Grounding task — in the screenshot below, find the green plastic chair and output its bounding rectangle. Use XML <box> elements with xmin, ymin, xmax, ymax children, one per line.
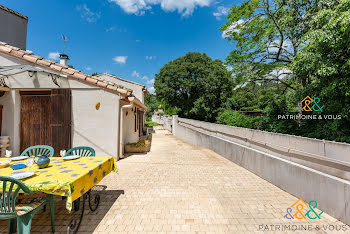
<box><xmin>0</xmin><ymin>176</ymin><xmax>55</xmax><ymax>234</ymax></box>
<box><xmin>64</xmin><ymin>146</ymin><xmax>95</xmax><ymax>211</ymax></box>
<box><xmin>21</xmin><ymin>145</ymin><xmax>54</xmax><ymax>157</ymax></box>
<box><xmin>64</xmin><ymin>146</ymin><xmax>95</xmax><ymax>157</ymax></box>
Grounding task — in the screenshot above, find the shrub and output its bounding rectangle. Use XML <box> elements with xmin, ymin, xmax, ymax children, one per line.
<box><xmin>216</xmin><ymin>110</ymin><xmax>253</xmax><ymax>128</ymax></box>
<box><xmin>146</xmin><ymin>120</ymin><xmax>158</xmax><ymax>127</ymax></box>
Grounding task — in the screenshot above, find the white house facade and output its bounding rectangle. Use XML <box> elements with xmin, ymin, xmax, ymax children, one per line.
<box><xmin>0</xmin><ymin>42</ymin><xmax>146</xmax><ymax>160</ymax></box>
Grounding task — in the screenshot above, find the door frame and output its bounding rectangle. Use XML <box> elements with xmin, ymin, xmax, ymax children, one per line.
<box><xmin>20</xmin><ymin>91</ymin><xmax>52</xmax><ymax>153</ymax></box>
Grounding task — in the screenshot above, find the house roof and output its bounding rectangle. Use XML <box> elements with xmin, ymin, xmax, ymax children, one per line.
<box><xmin>97</xmin><ymin>73</ymin><xmax>148</xmax><ymax>93</ymax></box>
<box><xmin>0</xmin><ymin>41</ymin><xmax>133</xmax><ymax>96</ymax></box>
<box><xmin>0</xmin><ymin>4</ymin><xmax>28</xmax><ymax>20</ymax></box>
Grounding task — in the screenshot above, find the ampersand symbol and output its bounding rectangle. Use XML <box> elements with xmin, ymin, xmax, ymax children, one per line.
<box><xmin>303</xmin><ymin>99</ymin><xmax>313</xmax><ymax>111</ymax></box>
<box><xmin>296</xmin><ymin>102</ymin><xmax>303</xmax><ymax>112</ymax></box>
<box><xmin>284</xmin><ymin>207</ymin><xmax>294</xmax><ymax>219</ymax></box>
<box><xmin>305</xmin><ymin>200</ymin><xmax>323</xmax><ymax>219</ymax></box>
<box><xmin>311</xmin><ymin>97</ymin><xmax>324</xmax><ymax>112</ymax></box>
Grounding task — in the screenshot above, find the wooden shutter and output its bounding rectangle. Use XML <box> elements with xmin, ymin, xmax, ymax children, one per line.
<box><xmin>20</xmin><ymin>92</ymin><xmax>52</xmax><ymax>153</ymax></box>
<box><xmin>0</xmin><ymin>105</ymin><xmax>2</xmax><ymax>134</ymax></box>
<box><xmin>50</xmin><ymin>89</ymin><xmax>72</xmax><ymax>156</ymax></box>
<box><xmin>138</xmin><ymin>110</ymin><xmax>143</xmax><ymax>137</ymax></box>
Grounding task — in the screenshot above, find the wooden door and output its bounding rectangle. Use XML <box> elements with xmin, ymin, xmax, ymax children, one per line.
<box><xmin>138</xmin><ymin>110</ymin><xmax>143</xmax><ymax>137</ymax></box>
<box><xmin>20</xmin><ymin>91</ymin><xmax>52</xmax><ymax>153</ymax></box>
<box><xmin>50</xmin><ymin>89</ymin><xmax>71</xmax><ymax>155</ymax></box>
<box><xmin>20</xmin><ymin>89</ymin><xmax>72</xmax><ymax>156</ymax></box>
<box><xmin>0</xmin><ymin>105</ymin><xmax>3</xmax><ymax>134</ymax></box>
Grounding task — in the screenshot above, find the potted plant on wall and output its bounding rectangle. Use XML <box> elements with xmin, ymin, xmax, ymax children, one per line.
<box><xmin>125</xmin><ymin>139</ymin><xmax>151</xmax><ymax>153</ymax></box>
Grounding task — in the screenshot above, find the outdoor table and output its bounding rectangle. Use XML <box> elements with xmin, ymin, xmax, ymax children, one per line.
<box><xmin>0</xmin><ymin>156</ymin><xmax>117</xmax><ymax>233</ymax></box>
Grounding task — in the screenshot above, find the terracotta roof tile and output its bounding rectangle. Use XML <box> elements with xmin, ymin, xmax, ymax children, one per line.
<box><xmin>30</xmin><ymin>55</ymin><xmax>43</xmax><ymax>60</ymax></box>
<box><xmin>85</xmin><ymin>77</ymin><xmax>98</xmax><ymax>85</ymax></box>
<box><xmin>67</xmin><ymin>67</ymin><xmax>79</xmax><ymax>73</ymax></box>
<box><xmin>37</xmin><ymin>59</ymin><xmax>53</xmax><ymax>67</ymax></box>
<box><xmin>0</xmin><ymin>41</ymin><xmax>132</xmax><ymax>96</ymax></box>
<box><xmin>0</xmin><ymin>45</ymin><xmax>12</xmax><ymax>53</ymax></box>
<box><xmin>72</xmin><ymin>72</ymin><xmax>87</xmax><ymax>80</ymax></box>
<box><xmin>98</xmin><ymin>73</ymin><xmax>146</xmax><ymax>88</ymax></box>
<box><xmin>107</xmin><ymin>85</ymin><xmax>118</xmax><ymax>91</ymax></box>
<box><xmin>23</xmin><ymin>50</ymin><xmax>33</xmax><ymax>55</ymax></box>
<box><xmin>61</xmin><ymin>68</ymin><xmax>75</xmax><ymax>75</ymax></box>
<box><xmin>49</xmin><ymin>63</ymin><xmax>63</xmax><ymax>72</ymax></box>
<box><xmin>6</xmin><ymin>45</ymin><xmax>21</xmax><ymax>51</ymax></box>
<box><xmin>23</xmin><ymin>54</ymin><xmax>39</xmax><ymax>63</ymax></box>
<box><xmin>10</xmin><ymin>49</ymin><xmax>25</xmax><ymax>57</ymax></box>
<box><xmin>97</xmin><ymin>81</ymin><xmax>108</xmax><ymax>88</ymax></box>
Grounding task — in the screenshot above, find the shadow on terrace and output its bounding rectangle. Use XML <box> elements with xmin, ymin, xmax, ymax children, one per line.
<box><xmin>0</xmin><ymin>189</ymin><xmax>124</xmax><ymax>234</ymax></box>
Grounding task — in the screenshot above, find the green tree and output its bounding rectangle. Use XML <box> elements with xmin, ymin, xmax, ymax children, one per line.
<box><xmin>144</xmin><ymin>94</ymin><xmax>159</xmax><ymax>118</ymax></box>
<box><xmin>154</xmin><ymin>52</ymin><xmax>233</xmax><ymax>122</ymax></box>
<box><xmin>221</xmin><ymin>0</ymin><xmax>337</xmax><ymax>89</ymax></box>
<box><xmin>291</xmin><ymin>0</ymin><xmax>350</xmax><ymax>142</ymax></box>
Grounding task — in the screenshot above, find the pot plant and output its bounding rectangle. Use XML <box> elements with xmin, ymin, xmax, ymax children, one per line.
<box><xmin>0</xmin><ymin>136</ymin><xmax>10</xmax><ymax>157</ymax></box>
<box><xmin>125</xmin><ymin>139</ymin><xmax>151</xmax><ymax>153</ymax></box>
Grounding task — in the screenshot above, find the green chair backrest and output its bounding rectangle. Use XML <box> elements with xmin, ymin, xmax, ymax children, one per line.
<box><xmin>0</xmin><ymin>176</ymin><xmax>33</xmax><ymax>219</ymax></box>
<box><xmin>21</xmin><ymin>145</ymin><xmax>54</xmax><ymax>157</ymax></box>
<box><xmin>65</xmin><ymin>146</ymin><xmax>95</xmax><ymax>157</ymax></box>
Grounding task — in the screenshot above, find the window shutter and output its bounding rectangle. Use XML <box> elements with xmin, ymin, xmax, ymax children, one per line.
<box><xmin>50</xmin><ymin>89</ymin><xmax>72</xmax><ymax>156</ymax></box>
<box><xmin>0</xmin><ymin>105</ymin><xmax>2</xmax><ymax>134</ymax></box>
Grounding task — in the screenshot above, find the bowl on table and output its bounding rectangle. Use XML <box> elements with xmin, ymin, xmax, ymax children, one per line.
<box><xmin>0</xmin><ymin>160</ymin><xmax>11</xmax><ymax>168</ymax></box>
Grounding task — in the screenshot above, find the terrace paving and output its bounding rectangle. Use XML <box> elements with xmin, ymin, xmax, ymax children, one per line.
<box><xmin>0</xmin><ymin>128</ymin><xmax>348</xmax><ymax>233</ymax></box>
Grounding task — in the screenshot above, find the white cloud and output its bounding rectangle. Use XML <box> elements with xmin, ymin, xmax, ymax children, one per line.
<box><xmin>113</xmin><ymin>56</ymin><xmax>128</xmax><ymax>64</ymax></box>
<box><xmin>148</xmin><ymin>86</ymin><xmax>155</xmax><ymax>94</ymax></box>
<box><xmin>132</xmin><ymin>70</ymin><xmax>140</xmax><ymax>77</ymax></box>
<box><xmin>268</xmin><ymin>39</ymin><xmax>293</xmax><ymax>53</ymax></box>
<box><xmin>106</xmin><ymin>26</ymin><xmax>116</xmax><ymax>32</ymax></box>
<box><xmin>108</xmin><ymin>0</ymin><xmax>212</xmax><ymax>16</ymax></box>
<box><xmin>85</xmin><ymin>67</ymin><xmax>92</xmax><ymax>71</ymax></box>
<box><xmin>146</xmin><ymin>56</ymin><xmax>156</xmax><ymax>60</ymax></box>
<box><xmin>222</xmin><ymin>19</ymin><xmax>245</xmax><ymax>38</ymax></box>
<box><xmin>147</xmin><ymin>78</ymin><xmax>155</xmax><ymax>85</ymax></box>
<box><xmin>213</xmin><ymin>6</ymin><xmax>229</xmax><ymax>20</ymax></box>
<box><xmin>48</xmin><ymin>52</ymin><xmax>60</xmax><ymax>60</ymax></box>
<box><xmin>132</xmin><ymin>70</ymin><xmax>155</xmax><ymax>93</ymax></box>
<box><xmin>77</xmin><ymin>4</ymin><xmax>101</xmax><ymax>23</ymax></box>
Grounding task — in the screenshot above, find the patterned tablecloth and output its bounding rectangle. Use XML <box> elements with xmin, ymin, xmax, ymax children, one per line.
<box><xmin>0</xmin><ymin>156</ymin><xmax>117</xmax><ymax>211</ymax></box>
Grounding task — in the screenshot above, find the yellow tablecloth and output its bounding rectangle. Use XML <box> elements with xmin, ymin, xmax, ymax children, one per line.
<box><xmin>0</xmin><ymin>156</ymin><xmax>117</xmax><ymax>211</ymax></box>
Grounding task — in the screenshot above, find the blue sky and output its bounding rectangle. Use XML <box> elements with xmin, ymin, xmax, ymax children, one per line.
<box><xmin>1</xmin><ymin>0</ymin><xmax>241</xmax><ymax>93</ymax></box>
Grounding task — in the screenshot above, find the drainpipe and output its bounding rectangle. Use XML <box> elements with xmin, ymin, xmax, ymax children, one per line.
<box><xmin>119</xmin><ymin>97</ymin><xmax>135</xmax><ymax>159</ymax></box>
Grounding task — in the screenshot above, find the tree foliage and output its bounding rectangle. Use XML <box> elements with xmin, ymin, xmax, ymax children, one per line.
<box><xmin>221</xmin><ymin>0</ymin><xmax>339</xmax><ymax>89</ymax></box>
<box><xmin>219</xmin><ymin>0</ymin><xmax>350</xmax><ymax>143</ymax></box>
<box><xmin>144</xmin><ymin>94</ymin><xmax>159</xmax><ymax>118</ymax></box>
<box><xmin>154</xmin><ymin>52</ymin><xmax>233</xmax><ymax>122</ymax></box>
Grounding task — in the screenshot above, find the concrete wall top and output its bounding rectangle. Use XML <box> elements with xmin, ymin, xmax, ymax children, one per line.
<box><xmin>177</xmin><ymin>117</ymin><xmax>350</xmax><ymax>164</ymax></box>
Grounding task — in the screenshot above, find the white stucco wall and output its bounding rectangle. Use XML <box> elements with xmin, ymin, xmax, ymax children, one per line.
<box><xmin>98</xmin><ymin>74</ymin><xmax>145</xmax><ymax>103</ymax></box>
<box><xmin>121</xmin><ymin>105</ymin><xmax>140</xmax><ymax>145</ymax></box>
<box><xmin>0</xmin><ymin>90</ymin><xmax>20</xmax><ymax>155</ymax></box>
<box><xmin>0</xmin><ymin>53</ymin><xmax>123</xmax><ymax>158</ymax></box>
<box><xmin>71</xmin><ymin>89</ymin><xmax>120</xmax><ymax>156</ymax></box>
